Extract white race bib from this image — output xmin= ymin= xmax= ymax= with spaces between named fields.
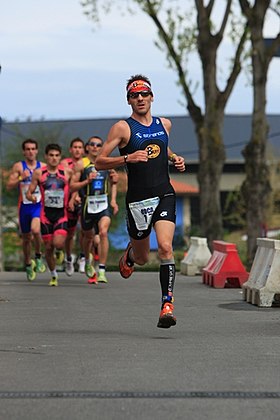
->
xmin=129 ymin=197 xmax=160 ymax=231
xmin=44 ymin=189 xmax=64 ymax=208
xmin=21 ymin=184 xmax=41 ymax=205
xmin=87 ymin=194 xmax=108 ymax=214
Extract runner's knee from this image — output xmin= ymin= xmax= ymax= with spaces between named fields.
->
xmin=83 ymin=230 xmax=94 ymax=240
xmin=99 ymin=229 xmax=108 ymax=239
xmin=22 ymin=233 xmax=32 ymax=244
xmin=31 ymin=227 xmax=41 ymax=236
xmin=158 ymin=241 xmax=173 ymax=260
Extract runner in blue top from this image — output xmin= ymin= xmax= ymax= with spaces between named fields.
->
xmin=71 ymin=136 xmax=119 ymax=284
xmin=6 ymin=139 xmax=46 ymax=281
xmin=95 ymin=74 xmax=185 ymax=328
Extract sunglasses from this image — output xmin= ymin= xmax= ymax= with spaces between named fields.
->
xmin=128 ymin=91 xmax=151 ymax=99
xmin=88 ymin=142 xmax=102 ymax=147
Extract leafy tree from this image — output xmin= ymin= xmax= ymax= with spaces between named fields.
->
xmin=81 ymin=0 xmax=248 ymax=247
xmin=239 ymin=0 xmax=280 ymax=264
xmin=2 ymin=121 xmax=69 ymax=169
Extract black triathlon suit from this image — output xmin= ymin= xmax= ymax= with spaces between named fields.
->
xmin=119 ymin=116 xmax=176 ymax=240
xmin=80 ymin=158 xmax=111 ymax=233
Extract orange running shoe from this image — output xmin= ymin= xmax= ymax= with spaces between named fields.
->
xmin=88 ymin=273 xmax=98 ymax=284
xmin=119 ymin=242 xmax=134 ymax=279
xmin=157 ymin=302 xmax=177 ymax=329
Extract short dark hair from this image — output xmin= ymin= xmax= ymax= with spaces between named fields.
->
xmin=126 ymin=74 xmax=153 ymax=100
xmin=70 ymin=137 xmax=84 ymax=148
xmin=22 ymin=139 xmax=38 ymax=150
xmin=45 ymin=143 xmax=62 ymax=155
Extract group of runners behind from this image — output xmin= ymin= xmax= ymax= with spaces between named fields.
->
xmin=7 ymin=137 xmax=118 ymax=286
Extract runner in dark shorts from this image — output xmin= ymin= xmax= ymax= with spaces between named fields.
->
xmin=95 ymin=74 xmax=185 ymax=328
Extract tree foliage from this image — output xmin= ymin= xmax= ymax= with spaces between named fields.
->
xmin=2 ymin=121 xmax=69 ymax=169
xmin=1 ymin=121 xmax=69 ymax=205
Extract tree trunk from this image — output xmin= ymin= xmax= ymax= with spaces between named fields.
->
xmin=242 ymin=102 xmax=270 ymax=266
xmin=241 ymin=18 xmax=271 ymax=266
xmin=197 ymin=110 xmax=225 ymax=247
xmin=242 ymin=141 xmax=270 ymax=268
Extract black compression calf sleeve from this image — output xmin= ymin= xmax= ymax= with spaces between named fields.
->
xmin=159 ymin=259 xmax=175 ymax=300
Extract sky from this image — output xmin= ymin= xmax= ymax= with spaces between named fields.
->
xmin=1 ymin=0 xmax=280 ymax=122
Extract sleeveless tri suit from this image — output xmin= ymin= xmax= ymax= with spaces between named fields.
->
xmin=18 ymin=160 xmax=42 ymax=234
xmin=80 ymin=157 xmax=111 ymax=232
xmin=39 ymin=164 xmax=69 ymax=241
xmin=119 ymin=116 xmax=176 ymax=239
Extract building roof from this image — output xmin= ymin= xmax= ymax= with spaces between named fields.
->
xmin=1 ymin=114 xmax=280 ymax=164
xmin=170 ymin=178 xmax=198 ymax=194
xmin=116 ymin=171 xmax=198 ymax=195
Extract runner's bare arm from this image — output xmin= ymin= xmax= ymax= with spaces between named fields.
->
xmin=26 ymin=169 xmax=41 ymax=203
xmin=66 ymin=167 xmax=73 ymax=181
xmin=70 ymin=160 xmax=86 ymax=192
xmin=95 ymin=121 xmax=149 ymax=170
xmin=109 ymin=179 xmax=119 ymax=216
xmin=6 ymin=162 xmax=23 ymax=190
xmin=109 ymin=169 xmax=119 ymax=184
xmin=164 ymin=114 xmax=185 ymax=172
xmin=161 ymin=117 xmax=172 ymax=135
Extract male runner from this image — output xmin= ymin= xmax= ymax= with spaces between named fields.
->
xmin=26 ymin=144 xmax=72 ymax=286
xmin=71 ymin=136 xmax=118 ymax=284
xmin=61 ymin=137 xmax=85 ymax=276
xmin=95 ymin=74 xmax=185 ymax=328
xmin=6 ymin=139 xmax=46 ymax=281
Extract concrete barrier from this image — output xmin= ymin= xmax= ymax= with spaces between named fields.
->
xmin=180 ymin=237 xmax=211 ymax=276
xmin=242 ymin=238 xmax=280 ymax=307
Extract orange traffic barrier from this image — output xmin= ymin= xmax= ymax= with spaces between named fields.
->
xmin=202 ymin=241 xmax=249 ymax=288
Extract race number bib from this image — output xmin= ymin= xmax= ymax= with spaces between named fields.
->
xmin=128 ymin=197 xmax=160 ymax=231
xmin=87 ymin=194 xmax=108 ymax=214
xmin=21 ymin=184 xmax=41 ymax=205
xmin=44 ymin=189 xmax=64 ymax=208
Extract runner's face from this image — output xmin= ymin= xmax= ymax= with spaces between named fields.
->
xmin=70 ymin=142 xmax=84 ymax=160
xmin=128 ymin=92 xmax=153 ymax=115
xmin=46 ymin=150 xmax=61 ymax=168
xmin=23 ymin=143 xmax=38 ymax=162
xmin=87 ymin=140 xmax=102 ymax=158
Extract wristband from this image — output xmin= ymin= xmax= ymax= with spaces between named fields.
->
xmin=169 ymin=153 xmax=177 ymax=162
xmin=124 ymin=155 xmax=128 ymax=164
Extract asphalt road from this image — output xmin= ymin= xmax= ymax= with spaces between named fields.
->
xmin=0 ymin=270 xmax=280 ymax=420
